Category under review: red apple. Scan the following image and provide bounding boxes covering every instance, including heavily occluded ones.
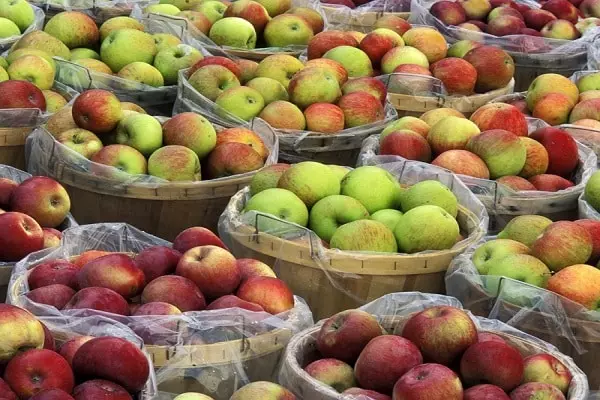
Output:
[523,9,557,30]
[26,284,76,309]
[486,15,526,36]
[529,127,579,178]
[463,46,515,92]
[73,250,112,268]
[236,258,276,280]
[141,275,206,312]
[10,177,71,228]
[206,294,265,312]
[307,31,358,60]
[0,212,44,262]
[304,103,345,133]
[574,219,600,261]
[132,302,182,316]
[236,276,294,314]
[28,260,79,290]
[189,56,242,78]
[0,178,17,207]
[464,384,510,400]
[477,332,506,343]
[510,382,566,400]
[78,254,145,298]
[63,287,130,316]
[0,377,17,400]
[58,336,93,367]
[71,89,123,134]
[338,92,384,128]
[470,103,528,137]
[72,380,131,400]
[42,228,62,249]
[30,389,75,400]
[359,30,404,66]
[0,80,46,111]
[41,323,54,351]
[374,15,412,35]
[541,0,578,22]
[72,337,149,392]
[431,150,490,179]
[205,142,264,179]
[380,130,432,162]
[341,77,387,104]
[393,363,463,400]
[173,226,228,253]
[497,176,537,191]
[531,221,592,271]
[430,1,467,24]
[528,174,574,192]
[134,246,182,283]
[430,57,478,95]
[460,341,524,391]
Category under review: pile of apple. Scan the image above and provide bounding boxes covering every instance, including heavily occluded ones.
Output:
[172,381,296,400]
[301,306,573,399]
[186,53,387,131]
[245,162,466,254]
[143,0,324,50]
[429,0,600,40]
[0,304,151,399]
[472,215,600,310]
[0,0,35,40]
[0,176,71,262]
[46,89,268,181]
[500,72,600,127]
[306,25,515,95]
[23,225,297,320]
[377,104,582,193]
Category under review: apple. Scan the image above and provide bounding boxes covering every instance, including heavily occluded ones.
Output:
[91,145,148,175]
[141,275,206,311]
[541,19,580,39]
[133,302,182,316]
[72,337,149,392]
[323,46,373,78]
[393,363,463,400]
[528,174,574,192]
[478,332,506,343]
[236,276,294,314]
[154,44,203,85]
[569,98,600,122]
[431,150,490,179]
[145,3,181,15]
[487,6,523,21]
[254,54,304,88]
[381,117,429,139]
[205,142,264,179]
[28,259,79,290]
[246,77,288,105]
[288,68,341,109]
[7,55,55,90]
[147,145,201,181]
[381,46,429,74]
[117,62,164,87]
[522,354,572,393]
[529,127,579,178]
[72,380,131,400]
[264,14,313,47]
[98,17,144,41]
[63,286,130,315]
[42,228,62,249]
[189,64,241,102]
[276,161,340,207]
[307,31,358,60]
[0,0,33,32]
[470,103,528,137]
[114,114,162,157]
[496,215,551,247]
[463,46,515,92]
[0,305,44,364]
[26,284,76,309]
[29,388,74,400]
[464,385,510,400]
[342,388,390,400]
[230,382,295,399]
[524,9,557,30]
[58,336,93,367]
[457,0,492,19]
[173,226,228,253]
[173,393,215,400]
[359,28,405,66]
[374,15,412,35]
[586,171,600,213]
[0,212,44,262]
[162,112,216,159]
[461,341,524,391]
[55,128,102,159]
[152,32,183,51]
[206,294,264,312]
[42,90,68,113]
[370,209,403,232]
[73,251,112,268]
[0,177,17,206]
[340,166,402,213]
[486,15,526,35]
[209,17,257,49]
[44,11,99,49]
[258,100,305,130]
[330,219,397,252]
[0,79,45,110]
[178,11,212,35]
[10,177,70,229]
[224,0,270,33]
[466,129,526,179]
[574,219,600,261]
[526,74,579,111]
[431,1,467,24]
[427,116,480,154]
[486,253,551,287]
[341,77,387,104]
[402,27,447,64]
[12,31,70,60]
[190,56,241,79]
[249,163,290,195]
[100,29,157,73]
[430,57,477,95]
[511,382,567,400]
[47,106,77,136]
[338,92,384,128]
[78,253,145,298]
[447,40,482,58]
[236,259,275,281]
[244,188,309,226]
[308,195,369,242]
[72,89,122,134]
[472,238,530,274]
[420,108,465,127]
[547,263,600,309]
[519,137,549,178]
[531,221,592,271]
[542,0,578,22]
[305,358,356,393]
[133,246,181,283]
[497,176,537,191]
[215,86,265,121]
[287,7,323,34]
[380,130,432,162]
[304,103,345,133]
[304,58,348,86]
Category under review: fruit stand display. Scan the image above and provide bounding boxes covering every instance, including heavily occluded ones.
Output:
[280,292,589,399]
[218,160,488,320]
[0,164,77,302]
[25,89,278,239]
[7,223,313,399]
[409,0,600,90]
[446,216,600,389]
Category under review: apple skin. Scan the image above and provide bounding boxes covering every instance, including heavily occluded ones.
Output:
[341,77,387,105]
[304,103,345,133]
[402,27,448,64]
[259,100,306,130]
[463,46,515,92]
[10,177,71,229]
[523,9,557,31]
[244,187,309,227]
[206,295,264,312]
[380,130,432,162]
[464,384,510,400]
[249,163,290,195]
[338,92,384,128]
[63,287,130,316]
[101,29,157,73]
[382,117,429,139]
[29,389,75,400]
[141,275,206,311]
[427,116,480,154]
[189,64,241,102]
[98,17,144,42]
[7,55,55,91]
[547,264,600,309]
[519,137,549,179]
[74,251,113,268]
[254,54,304,89]
[305,58,348,86]
[72,380,131,400]
[541,19,580,39]
[447,40,482,58]
[72,337,150,393]
[163,112,217,160]
[486,15,526,35]
[355,335,423,394]
[574,219,600,262]
[44,11,99,49]
[431,150,490,179]
[28,259,78,290]
[381,46,429,74]
[460,341,524,391]
[0,79,46,111]
[205,142,265,179]
[528,174,574,192]
[236,276,294,314]
[78,253,146,298]
[72,89,123,134]
[237,59,259,84]
[359,28,405,66]
[0,304,45,364]
[392,363,463,400]
[340,166,402,214]
[374,15,412,35]
[0,211,44,262]
[154,44,203,86]
[485,254,551,288]
[133,302,182,316]
[236,259,276,281]
[0,378,18,400]
[470,103,528,137]
[26,284,76,309]
[497,176,537,191]
[56,128,104,160]
[134,246,182,283]
[307,31,358,60]
[510,382,566,400]
[148,145,201,182]
[330,220,398,252]
[342,388,390,400]
[479,333,506,344]
[263,14,314,47]
[229,381,296,399]
[288,67,342,109]
[215,86,265,121]
[4,349,74,398]
[190,56,242,79]
[173,227,228,253]
[209,17,257,49]
[542,0,578,22]
[305,358,356,393]
[466,129,526,179]
[278,161,340,208]
[430,57,477,95]
[173,393,215,400]
[531,220,592,272]
[58,336,93,367]
[0,177,17,206]
[115,114,163,157]
[309,195,370,242]
[472,238,530,274]
[216,127,268,160]
[431,1,467,24]
[569,98,600,123]
[522,354,572,393]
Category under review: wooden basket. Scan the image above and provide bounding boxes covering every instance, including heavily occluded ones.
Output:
[226,205,485,321]
[322,5,409,32]
[510,51,587,92]
[281,314,589,400]
[0,127,33,170]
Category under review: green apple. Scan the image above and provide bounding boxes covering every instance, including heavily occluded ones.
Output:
[577,72,600,93]
[0,56,7,69]
[160,0,203,10]
[323,46,373,78]
[92,144,148,175]
[44,11,100,49]
[246,77,288,105]
[585,170,600,213]
[0,17,19,38]
[7,54,55,90]
[194,1,227,22]
[277,161,340,207]
[189,64,241,101]
[7,48,55,69]
[100,29,158,73]
[116,114,163,156]
[395,205,460,253]
[99,17,144,42]
[117,62,164,87]
[0,0,34,33]
[330,219,397,252]
[0,65,8,82]
[486,254,551,289]
[162,112,216,159]
[472,239,531,275]
[42,89,67,112]
[256,0,291,17]
[244,187,309,227]
[144,3,181,15]
[329,165,349,182]
[153,33,182,51]
[209,17,257,49]
[215,86,265,121]
[380,46,429,74]
[309,194,369,242]
[255,54,304,88]
[153,44,203,85]
[249,163,290,195]
[148,145,201,181]
[70,48,100,60]
[288,67,341,109]
[75,58,113,74]
[56,128,103,159]
[497,215,553,247]
[340,166,403,213]
[401,180,458,218]
[263,14,313,47]
[370,209,403,232]
[12,31,71,60]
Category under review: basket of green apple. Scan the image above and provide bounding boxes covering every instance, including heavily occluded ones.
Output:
[446,214,600,390]
[218,159,488,321]
[174,52,398,166]
[0,164,77,303]
[17,12,211,115]
[359,102,597,232]
[25,88,279,240]
[409,0,600,91]
[132,0,325,61]
[280,292,589,400]
[7,222,313,399]
[0,0,44,52]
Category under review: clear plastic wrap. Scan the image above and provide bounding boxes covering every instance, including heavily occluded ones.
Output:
[39,314,158,399]
[359,118,597,232]
[319,1,410,32]
[175,68,397,165]
[446,236,600,390]
[29,0,154,22]
[218,159,489,320]
[579,191,600,219]
[279,292,589,400]
[8,222,314,399]
[0,4,44,52]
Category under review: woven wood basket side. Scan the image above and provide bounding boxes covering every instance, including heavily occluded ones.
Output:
[0,128,33,169]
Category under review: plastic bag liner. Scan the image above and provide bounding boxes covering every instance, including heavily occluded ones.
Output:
[218,159,488,320]
[29,0,154,22]
[0,4,44,52]
[8,222,314,399]
[279,292,589,400]
[359,118,597,232]
[39,314,158,399]
[174,68,398,165]
[131,0,324,61]
[579,191,600,219]
[320,0,410,32]
[446,236,600,390]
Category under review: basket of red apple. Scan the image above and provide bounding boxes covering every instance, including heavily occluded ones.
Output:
[0,305,158,399]
[279,292,589,400]
[25,88,278,239]
[446,216,600,390]
[0,165,76,303]
[132,0,325,62]
[218,160,488,320]
[359,103,597,232]
[175,53,398,166]
[7,222,313,398]
[410,0,600,91]
[304,26,516,117]
[319,0,410,32]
